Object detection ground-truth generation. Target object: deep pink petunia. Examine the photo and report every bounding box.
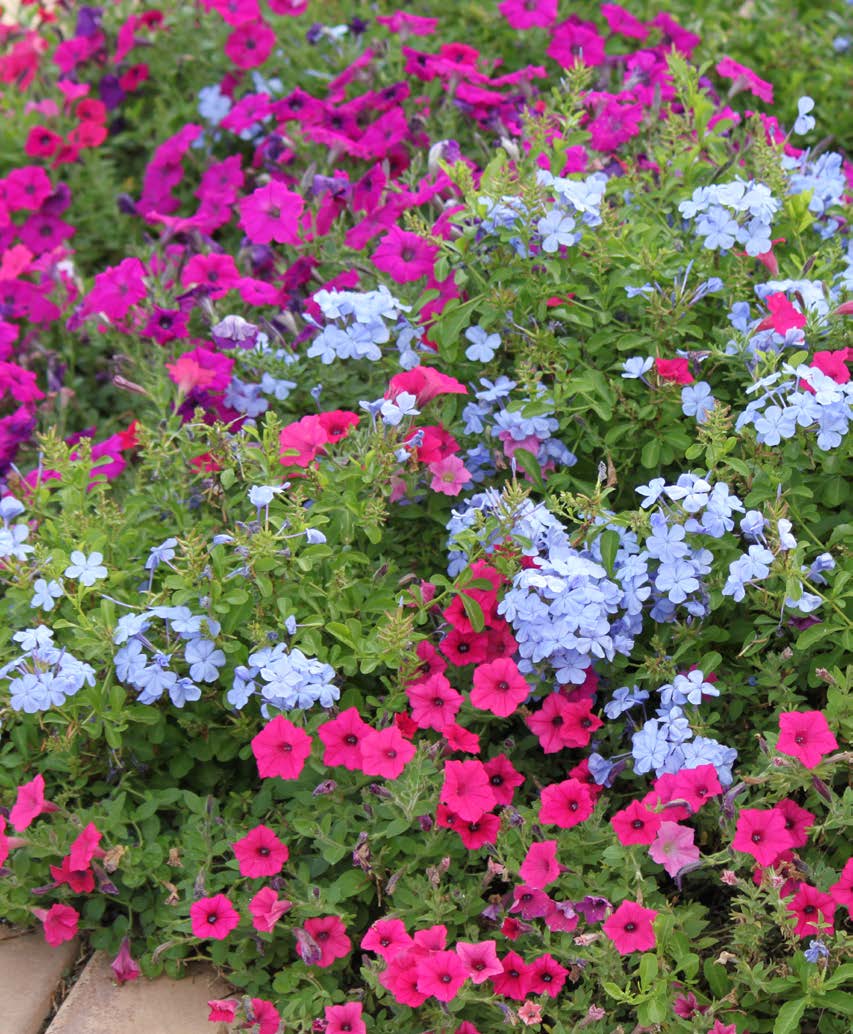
[470,657,530,717]
[483,753,524,806]
[9,773,54,831]
[416,949,469,1001]
[440,760,495,822]
[361,918,413,960]
[33,903,79,947]
[519,840,561,890]
[386,366,467,406]
[455,940,503,984]
[325,1002,367,1034]
[358,726,416,779]
[786,884,836,938]
[68,822,103,871]
[611,800,663,846]
[110,937,141,985]
[298,915,351,968]
[602,900,658,954]
[732,807,793,867]
[407,671,462,731]
[190,894,240,940]
[249,887,292,933]
[774,799,815,849]
[372,225,437,283]
[538,778,595,829]
[829,858,853,910]
[207,1000,238,1023]
[238,181,304,246]
[455,810,501,850]
[318,707,372,770]
[527,953,568,998]
[776,711,838,769]
[498,0,557,30]
[224,20,275,69]
[655,357,694,384]
[232,825,289,878]
[491,951,531,1000]
[251,715,313,781]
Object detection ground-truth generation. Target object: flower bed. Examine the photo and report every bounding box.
[0,2,851,1033]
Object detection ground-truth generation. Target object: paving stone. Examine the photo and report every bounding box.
[0,930,79,1034]
[45,950,233,1034]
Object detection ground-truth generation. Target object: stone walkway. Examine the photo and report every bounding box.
[0,929,232,1034]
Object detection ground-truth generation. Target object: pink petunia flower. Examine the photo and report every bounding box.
[238,181,304,246]
[491,951,531,1000]
[829,858,853,910]
[456,939,503,984]
[249,887,292,933]
[358,726,416,779]
[655,357,694,384]
[251,715,313,781]
[498,0,557,30]
[224,20,275,69]
[776,711,838,769]
[110,937,141,985]
[470,657,530,717]
[732,807,793,867]
[324,1002,366,1034]
[407,672,463,731]
[9,773,55,831]
[232,825,289,878]
[602,900,658,954]
[483,753,524,806]
[298,915,351,968]
[538,778,595,829]
[440,760,495,822]
[527,953,568,997]
[34,903,79,947]
[519,840,561,890]
[208,1000,238,1023]
[361,918,413,960]
[428,455,472,496]
[716,56,773,103]
[372,225,437,282]
[190,894,240,940]
[611,800,663,846]
[416,948,469,1001]
[648,822,701,877]
[318,707,373,770]
[786,884,836,938]
[248,998,280,1034]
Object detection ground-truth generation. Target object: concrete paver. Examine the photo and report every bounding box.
[45,949,233,1034]
[0,931,79,1034]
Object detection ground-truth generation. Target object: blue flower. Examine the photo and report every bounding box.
[169,677,202,708]
[632,719,669,774]
[636,477,666,508]
[621,356,653,379]
[380,391,420,426]
[804,940,829,963]
[145,537,178,572]
[248,485,284,508]
[465,325,501,363]
[31,578,63,611]
[793,96,815,135]
[537,208,578,252]
[64,550,108,587]
[184,638,226,683]
[655,560,700,603]
[604,684,649,719]
[681,381,715,423]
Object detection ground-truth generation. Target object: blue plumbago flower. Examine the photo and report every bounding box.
[662,670,719,707]
[13,626,55,652]
[777,519,797,550]
[184,638,226,683]
[224,377,268,418]
[248,485,284,509]
[0,496,25,523]
[681,381,715,423]
[380,391,420,426]
[475,376,516,402]
[145,538,178,572]
[804,940,829,964]
[654,560,700,604]
[604,684,649,719]
[31,578,63,611]
[632,719,670,774]
[785,589,822,613]
[740,510,767,539]
[304,529,327,545]
[260,373,297,401]
[636,477,666,508]
[197,84,231,125]
[64,550,108,587]
[235,643,338,711]
[464,325,501,363]
[624,283,654,298]
[115,640,147,683]
[645,513,689,564]
[537,207,578,252]
[621,356,653,379]
[169,677,202,708]
[0,521,34,561]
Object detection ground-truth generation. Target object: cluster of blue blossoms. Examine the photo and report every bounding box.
[306,286,422,367]
[678,179,781,256]
[1,627,95,714]
[227,642,339,713]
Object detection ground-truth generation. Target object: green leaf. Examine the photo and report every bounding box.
[638,953,658,988]
[512,449,544,491]
[599,529,620,577]
[641,439,661,469]
[773,998,807,1034]
[460,593,485,633]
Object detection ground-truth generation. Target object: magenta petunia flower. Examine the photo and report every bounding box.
[611,800,663,846]
[9,773,52,831]
[190,894,240,940]
[207,1000,238,1023]
[372,226,437,283]
[519,840,561,890]
[416,949,469,1001]
[648,822,701,878]
[232,824,289,878]
[602,900,658,954]
[318,707,373,770]
[732,807,793,867]
[470,657,530,718]
[224,19,275,69]
[491,951,532,1000]
[455,811,500,850]
[110,937,141,985]
[786,884,836,938]
[407,671,463,731]
[774,799,815,848]
[455,940,503,984]
[428,455,472,497]
[238,181,304,246]
[297,915,351,968]
[358,726,416,780]
[527,953,568,998]
[498,0,557,30]
[33,903,79,946]
[483,753,524,806]
[324,1002,366,1034]
[440,760,495,822]
[361,918,413,960]
[248,887,292,934]
[538,778,595,829]
[251,715,313,781]
[776,711,838,769]
[829,858,853,910]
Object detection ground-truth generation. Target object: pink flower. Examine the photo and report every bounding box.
[361,918,412,960]
[519,841,560,890]
[251,715,313,781]
[110,937,141,985]
[649,822,701,877]
[611,800,662,846]
[601,3,648,39]
[491,951,531,1000]
[732,808,793,867]
[483,754,524,806]
[318,707,372,770]
[278,414,329,467]
[68,822,103,871]
[208,999,238,1023]
[239,181,304,246]
[9,773,54,831]
[786,884,836,938]
[527,953,568,998]
[232,825,289,878]
[716,56,773,103]
[428,455,472,496]
[224,20,275,69]
[248,998,280,1034]
[166,347,233,394]
[655,357,694,384]
[756,293,806,335]
[358,726,416,779]
[190,894,240,940]
[776,711,838,769]
[455,940,503,984]
[829,858,853,910]
[538,778,595,829]
[325,1002,366,1034]
[249,887,292,933]
[470,657,530,717]
[407,672,462,731]
[602,900,658,954]
[498,0,557,30]
[372,226,437,282]
[386,366,467,406]
[416,948,469,1001]
[34,903,79,946]
[298,915,351,968]
[440,760,495,822]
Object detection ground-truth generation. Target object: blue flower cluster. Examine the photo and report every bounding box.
[0,496,34,562]
[112,605,223,708]
[306,286,410,364]
[0,626,95,713]
[534,170,608,253]
[782,149,847,236]
[735,362,850,451]
[228,642,339,712]
[678,179,781,256]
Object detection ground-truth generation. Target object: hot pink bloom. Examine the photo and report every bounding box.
[483,753,524,806]
[4,166,53,211]
[407,672,462,731]
[380,950,429,1007]
[110,937,141,985]
[68,823,103,871]
[775,799,815,849]
[82,257,147,320]
[386,366,467,406]
[519,840,560,890]
[224,20,275,68]
[359,726,416,779]
[318,707,372,770]
[440,760,495,822]
[317,410,360,442]
[602,900,658,954]
[776,711,838,769]
[249,887,292,933]
[732,807,793,867]
[443,722,480,754]
[49,855,95,894]
[428,455,472,496]
[239,181,304,246]
[455,811,501,850]
[376,11,438,34]
[649,822,701,877]
[251,715,313,781]
[248,998,280,1034]
[361,918,412,960]
[456,940,503,984]
[538,778,595,829]
[756,293,806,335]
[829,858,853,910]
[498,0,557,30]
[372,226,437,282]
[325,1002,366,1034]
[655,357,694,384]
[190,894,240,940]
[278,414,330,467]
[669,765,722,813]
[510,884,552,919]
[470,657,530,717]
[786,884,836,938]
[601,3,648,39]
[491,951,531,1000]
[811,348,850,385]
[232,825,289,878]
[611,800,663,846]
[166,347,233,394]
[298,915,351,968]
[0,817,9,868]
[180,253,241,298]
[547,17,605,68]
[35,903,79,946]
[527,953,568,998]
[9,773,53,831]
[716,56,773,103]
[208,1000,238,1023]
[416,948,469,1001]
